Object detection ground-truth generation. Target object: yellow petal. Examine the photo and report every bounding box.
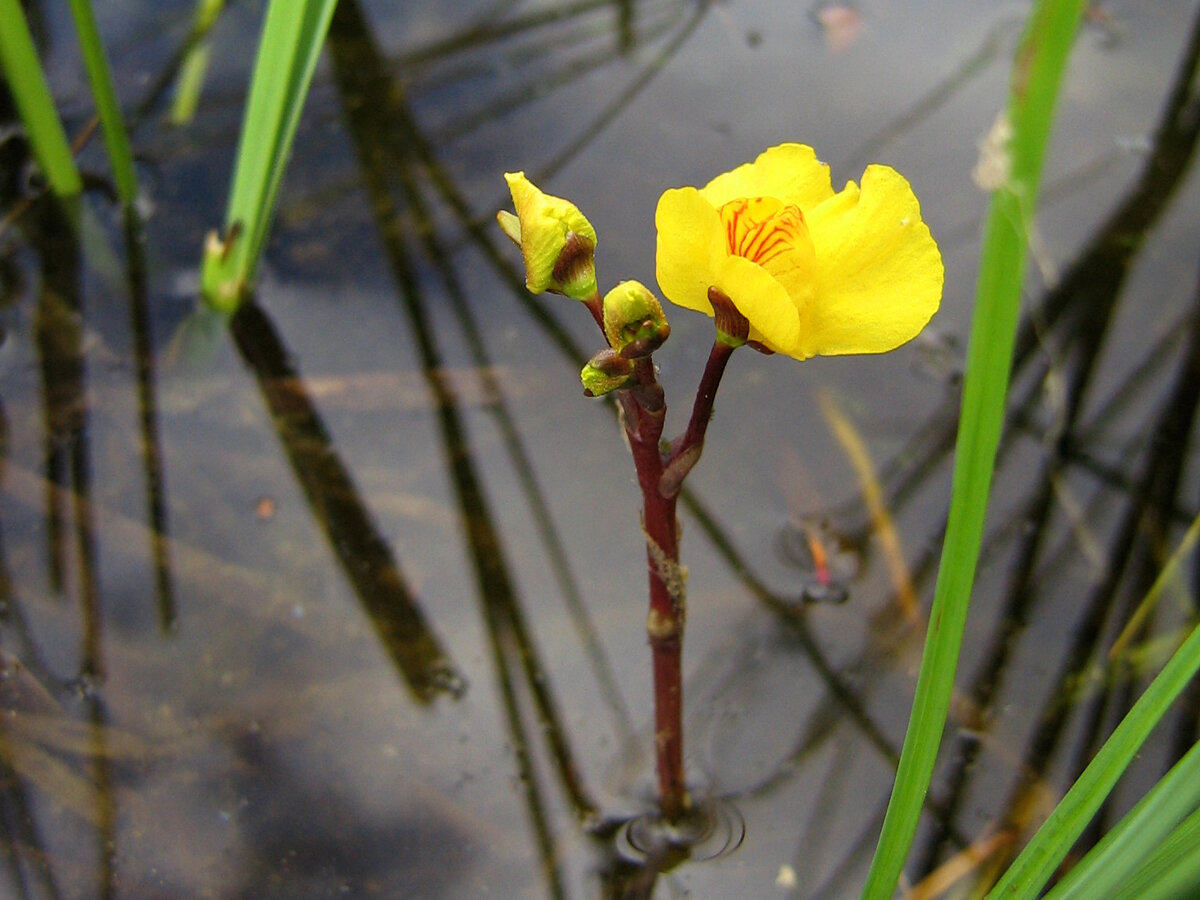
[700,144,835,211]
[713,254,801,353]
[799,165,943,359]
[504,171,541,223]
[655,187,725,314]
[504,172,597,243]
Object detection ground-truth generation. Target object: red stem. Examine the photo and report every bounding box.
[582,293,605,331]
[620,358,689,821]
[678,340,736,457]
[660,340,736,498]
[581,294,738,822]
[623,343,736,822]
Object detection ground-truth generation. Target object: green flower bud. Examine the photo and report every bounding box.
[602,280,670,358]
[498,172,598,300]
[580,348,636,397]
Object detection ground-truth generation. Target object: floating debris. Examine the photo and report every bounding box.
[812,2,864,53]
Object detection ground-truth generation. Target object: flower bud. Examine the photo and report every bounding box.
[498,172,598,300]
[602,280,670,358]
[580,348,636,397]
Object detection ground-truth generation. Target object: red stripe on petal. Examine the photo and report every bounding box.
[719,198,809,268]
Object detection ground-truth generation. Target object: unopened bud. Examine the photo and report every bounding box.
[603,280,670,358]
[498,172,598,300]
[580,348,636,397]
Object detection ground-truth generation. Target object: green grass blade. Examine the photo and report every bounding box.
[986,625,1200,898]
[1046,733,1200,899]
[858,1,1087,896]
[1107,806,1200,900]
[65,0,138,207]
[170,40,212,126]
[170,0,227,125]
[0,0,83,197]
[200,0,338,311]
[985,513,1200,898]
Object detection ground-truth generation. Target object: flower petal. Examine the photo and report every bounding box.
[496,210,522,246]
[718,197,818,319]
[799,165,943,358]
[505,172,596,242]
[700,144,835,211]
[655,187,725,314]
[713,254,801,353]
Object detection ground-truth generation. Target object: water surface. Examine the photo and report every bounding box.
[2,0,1200,896]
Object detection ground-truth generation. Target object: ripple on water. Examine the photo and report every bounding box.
[616,795,746,865]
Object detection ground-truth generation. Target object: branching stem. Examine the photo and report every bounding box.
[593,310,737,822]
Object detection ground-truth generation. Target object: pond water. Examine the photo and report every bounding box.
[2,0,1200,897]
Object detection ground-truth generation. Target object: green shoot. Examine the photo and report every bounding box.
[65,0,138,207]
[199,0,338,311]
[0,0,83,198]
[170,0,227,126]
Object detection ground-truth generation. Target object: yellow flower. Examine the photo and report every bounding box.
[655,143,943,359]
[498,172,598,300]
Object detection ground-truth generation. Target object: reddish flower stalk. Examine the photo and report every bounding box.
[581,292,605,331]
[558,277,736,825]
[617,343,735,823]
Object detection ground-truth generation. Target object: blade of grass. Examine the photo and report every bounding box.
[1106,805,1200,900]
[987,624,1200,898]
[199,0,338,311]
[859,0,1088,896]
[170,0,227,125]
[818,389,920,623]
[65,0,137,207]
[985,513,1200,898]
[0,0,83,197]
[1108,509,1200,660]
[1044,734,1200,900]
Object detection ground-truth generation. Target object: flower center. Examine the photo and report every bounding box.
[718,197,808,267]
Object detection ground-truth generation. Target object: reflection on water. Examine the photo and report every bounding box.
[2,0,1200,896]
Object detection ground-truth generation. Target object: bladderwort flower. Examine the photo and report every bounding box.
[655,143,943,359]
[497,171,598,300]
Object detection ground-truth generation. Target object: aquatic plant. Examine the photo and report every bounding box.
[0,0,133,203]
[199,0,338,311]
[4,0,1199,893]
[498,142,944,824]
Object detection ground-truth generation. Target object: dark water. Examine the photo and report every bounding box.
[2,0,1199,896]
